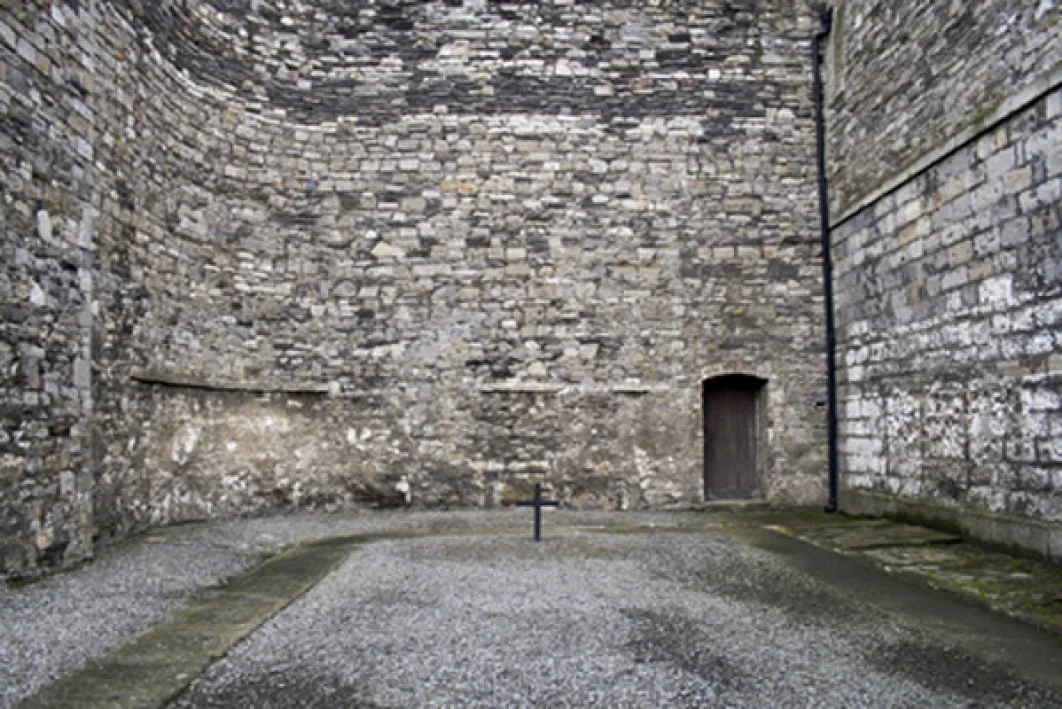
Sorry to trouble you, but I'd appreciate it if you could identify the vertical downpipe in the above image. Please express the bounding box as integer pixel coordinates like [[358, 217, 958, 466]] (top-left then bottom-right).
[[813, 9, 839, 513]]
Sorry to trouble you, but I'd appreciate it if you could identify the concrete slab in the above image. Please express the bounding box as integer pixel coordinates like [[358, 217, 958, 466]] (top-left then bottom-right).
[[840, 488, 1059, 562], [782, 520, 962, 550], [757, 512, 1062, 636], [1051, 525, 1062, 565]]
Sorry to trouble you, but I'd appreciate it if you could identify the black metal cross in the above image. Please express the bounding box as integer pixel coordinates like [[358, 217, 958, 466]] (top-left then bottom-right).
[[513, 483, 559, 542]]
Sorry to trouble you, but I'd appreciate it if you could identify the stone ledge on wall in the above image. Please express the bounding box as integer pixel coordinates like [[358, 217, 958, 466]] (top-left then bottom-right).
[[478, 382, 664, 396], [130, 369, 333, 395], [826, 0, 1062, 213]]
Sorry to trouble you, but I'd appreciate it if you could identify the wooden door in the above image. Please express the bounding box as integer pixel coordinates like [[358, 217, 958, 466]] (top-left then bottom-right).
[[703, 378, 761, 500]]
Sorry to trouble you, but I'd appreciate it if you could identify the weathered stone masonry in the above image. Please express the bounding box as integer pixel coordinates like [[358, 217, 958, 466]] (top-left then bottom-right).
[[0, 1, 96, 577], [2, 1, 828, 578], [5, 0, 1061, 579], [828, 0, 1062, 558]]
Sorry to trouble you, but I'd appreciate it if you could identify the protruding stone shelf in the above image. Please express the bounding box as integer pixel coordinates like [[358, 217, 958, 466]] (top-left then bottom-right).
[[130, 370, 333, 395], [478, 382, 665, 396], [479, 382, 566, 394], [608, 385, 655, 395]]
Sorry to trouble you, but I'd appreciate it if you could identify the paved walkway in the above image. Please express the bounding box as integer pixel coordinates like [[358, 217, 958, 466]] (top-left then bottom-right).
[[2, 510, 1061, 708]]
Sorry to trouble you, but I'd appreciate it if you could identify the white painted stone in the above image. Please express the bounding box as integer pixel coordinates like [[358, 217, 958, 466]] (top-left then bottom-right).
[[171, 426, 199, 466], [527, 361, 548, 377], [396, 477, 411, 504], [73, 358, 91, 389]]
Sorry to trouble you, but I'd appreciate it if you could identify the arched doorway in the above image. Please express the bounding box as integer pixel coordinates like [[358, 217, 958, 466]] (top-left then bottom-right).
[[703, 374, 766, 500]]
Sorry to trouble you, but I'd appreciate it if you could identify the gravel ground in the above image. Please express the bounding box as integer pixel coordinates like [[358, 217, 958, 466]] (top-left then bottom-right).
[[0, 509, 704, 707], [0, 528, 260, 708], [173, 530, 1060, 708]]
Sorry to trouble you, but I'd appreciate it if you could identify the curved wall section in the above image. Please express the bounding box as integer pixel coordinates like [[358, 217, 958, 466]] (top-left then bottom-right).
[[2, 0, 827, 577]]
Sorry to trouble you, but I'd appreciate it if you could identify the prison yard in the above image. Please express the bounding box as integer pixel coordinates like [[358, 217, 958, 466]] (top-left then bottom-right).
[[2, 0, 1062, 706], [4, 509, 1062, 708]]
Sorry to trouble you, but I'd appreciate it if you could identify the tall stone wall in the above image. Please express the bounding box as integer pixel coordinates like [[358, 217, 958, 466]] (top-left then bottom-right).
[[0, 2, 96, 578], [1, 0, 828, 577], [829, 0, 1062, 557]]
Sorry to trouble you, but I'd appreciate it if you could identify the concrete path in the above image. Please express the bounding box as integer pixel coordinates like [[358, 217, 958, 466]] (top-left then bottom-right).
[[761, 512, 1062, 634], [3, 511, 1062, 708]]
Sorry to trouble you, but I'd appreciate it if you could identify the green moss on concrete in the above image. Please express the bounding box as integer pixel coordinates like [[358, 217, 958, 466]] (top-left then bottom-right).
[[969, 95, 1006, 132], [765, 509, 1062, 636], [868, 543, 1062, 634]]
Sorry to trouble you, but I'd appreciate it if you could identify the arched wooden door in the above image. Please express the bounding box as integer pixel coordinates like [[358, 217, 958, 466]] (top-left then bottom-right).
[[703, 375, 765, 500]]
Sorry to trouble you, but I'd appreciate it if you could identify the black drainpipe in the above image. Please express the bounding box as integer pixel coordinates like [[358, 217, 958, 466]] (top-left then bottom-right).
[[812, 8, 839, 513]]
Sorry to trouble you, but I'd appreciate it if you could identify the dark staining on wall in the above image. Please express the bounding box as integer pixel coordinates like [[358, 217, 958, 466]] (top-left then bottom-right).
[[112, 0, 793, 125], [827, 0, 1062, 213]]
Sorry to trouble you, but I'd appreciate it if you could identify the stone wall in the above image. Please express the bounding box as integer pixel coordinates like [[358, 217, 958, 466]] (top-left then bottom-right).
[[0, 2, 96, 578], [829, 0, 1062, 552], [827, 0, 1062, 213], [1, 0, 828, 578]]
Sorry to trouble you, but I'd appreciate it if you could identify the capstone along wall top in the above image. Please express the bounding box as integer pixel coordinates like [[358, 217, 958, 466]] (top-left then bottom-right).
[[827, 0, 1062, 216]]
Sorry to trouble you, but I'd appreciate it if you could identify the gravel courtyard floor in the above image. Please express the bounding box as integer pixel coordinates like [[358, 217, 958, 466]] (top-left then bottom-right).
[[170, 530, 1062, 708], [4, 511, 1062, 708]]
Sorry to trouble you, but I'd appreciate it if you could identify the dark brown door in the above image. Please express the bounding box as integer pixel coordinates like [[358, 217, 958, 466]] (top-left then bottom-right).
[[704, 378, 761, 500]]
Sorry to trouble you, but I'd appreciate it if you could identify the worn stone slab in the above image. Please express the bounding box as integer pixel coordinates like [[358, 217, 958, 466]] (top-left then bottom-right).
[[784, 520, 963, 551], [756, 512, 1062, 635], [840, 489, 1059, 563], [862, 543, 1062, 634]]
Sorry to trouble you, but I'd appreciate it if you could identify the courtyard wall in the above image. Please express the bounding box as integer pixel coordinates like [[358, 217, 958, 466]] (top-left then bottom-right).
[[829, 0, 1062, 558], [1, 0, 827, 578]]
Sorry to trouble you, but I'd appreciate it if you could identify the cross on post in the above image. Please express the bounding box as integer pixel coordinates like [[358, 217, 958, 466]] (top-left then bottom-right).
[[513, 483, 559, 542]]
